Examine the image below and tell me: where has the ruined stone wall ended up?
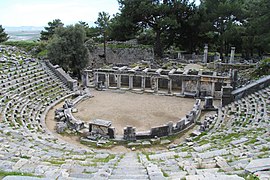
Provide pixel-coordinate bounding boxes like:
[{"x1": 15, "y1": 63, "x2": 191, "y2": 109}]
[
  {"x1": 231, "y1": 75, "x2": 270, "y2": 100},
  {"x1": 130, "y1": 99, "x2": 201, "y2": 140},
  {"x1": 44, "y1": 60, "x2": 78, "y2": 91},
  {"x1": 88, "y1": 46, "x2": 154, "y2": 67}
]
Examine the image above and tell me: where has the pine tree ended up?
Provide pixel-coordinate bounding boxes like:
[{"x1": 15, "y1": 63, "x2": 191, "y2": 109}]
[
  {"x1": 0, "y1": 25, "x2": 9, "y2": 43},
  {"x1": 40, "y1": 19, "x2": 64, "y2": 41}
]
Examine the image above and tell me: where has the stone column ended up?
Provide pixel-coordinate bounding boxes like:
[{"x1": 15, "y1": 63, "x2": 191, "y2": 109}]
[
  {"x1": 81, "y1": 72, "x2": 86, "y2": 87},
  {"x1": 117, "y1": 74, "x2": 121, "y2": 89},
  {"x1": 95, "y1": 73, "x2": 99, "y2": 86},
  {"x1": 123, "y1": 126, "x2": 136, "y2": 141},
  {"x1": 181, "y1": 80, "x2": 186, "y2": 94},
  {"x1": 196, "y1": 80, "x2": 200, "y2": 97},
  {"x1": 221, "y1": 86, "x2": 233, "y2": 107},
  {"x1": 203, "y1": 96, "x2": 214, "y2": 110},
  {"x1": 141, "y1": 76, "x2": 145, "y2": 91},
  {"x1": 229, "y1": 47, "x2": 236, "y2": 64},
  {"x1": 177, "y1": 52, "x2": 181, "y2": 59},
  {"x1": 154, "y1": 78, "x2": 159, "y2": 93},
  {"x1": 85, "y1": 71, "x2": 89, "y2": 87},
  {"x1": 168, "y1": 79, "x2": 172, "y2": 94},
  {"x1": 105, "y1": 73, "x2": 109, "y2": 89},
  {"x1": 203, "y1": 44, "x2": 208, "y2": 63},
  {"x1": 129, "y1": 75, "x2": 133, "y2": 90},
  {"x1": 211, "y1": 82, "x2": 215, "y2": 97},
  {"x1": 231, "y1": 69, "x2": 238, "y2": 90}
]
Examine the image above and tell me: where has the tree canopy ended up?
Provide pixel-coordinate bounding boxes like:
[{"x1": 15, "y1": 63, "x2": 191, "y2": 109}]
[
  {"x1": 108, "y1": 0, "x2": 269, "y2": 58},
  {"x1": 40, "y1": 19, "x2": 64, "y2": 41},
  {"x1": 41, "y1": 0, "x2": 270, "y2": 64},
  {"x1": 0, "y1": 25, "x2": 9, "y2": 43},
  {"x1": 95, "y1": 12, "x2": 111, "y2": 62},
  {"x1": 200, "y1": 0, "x2": 244, "y2": 60},
  {"x1": 116, "y1": 0, "x2": 180, "y2": 57},
  {"x1": 47, "y1": 24, "x2": 88, "y2": 79}
]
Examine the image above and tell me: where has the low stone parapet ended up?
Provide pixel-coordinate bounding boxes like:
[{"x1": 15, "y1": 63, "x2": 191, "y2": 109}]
[
  {"x1": 124, "y1": 99, "x2": 201, "y2": 140},
  {"x1": 43, "y1": 60, "x2": 78, "y2": 91}
]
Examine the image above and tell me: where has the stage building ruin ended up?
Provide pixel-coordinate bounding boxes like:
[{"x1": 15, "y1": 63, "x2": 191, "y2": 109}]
[{"x1": 82, "y1": 66, "x2": 235, "y2": 99}]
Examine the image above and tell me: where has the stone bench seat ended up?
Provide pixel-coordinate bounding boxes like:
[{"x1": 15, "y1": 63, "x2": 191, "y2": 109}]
[{"x1": 0, "y1": 67, "x2": 46, "y2": 84}]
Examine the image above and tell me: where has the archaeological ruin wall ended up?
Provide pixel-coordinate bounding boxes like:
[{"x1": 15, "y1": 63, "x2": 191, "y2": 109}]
[
  {"x1": 124, "y1": 99, "x2": 201, "y2": 140},
  {"x1": 83, "y1": 67, "x2": 232, "y2": 99},
  {"x1": 88, "y1": 46, "x2": 154, "y2": 68},
  {"x1": 232, "y1": 75, "x2": 270, "y2": 100},
  {"x1": 44, "y1": 60, "x2": 78, "y2": 91},
  {"x1": 54, "y1": 92, "x2": 201, "y2": 141}
]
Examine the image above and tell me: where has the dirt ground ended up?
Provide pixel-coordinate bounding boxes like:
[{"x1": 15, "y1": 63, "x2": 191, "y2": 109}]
[
  {"x1": 73, "y1": 90, "x2": 195, "y2": 135},
  {"x1": 45, "y1": 102, "x2": 88, "y2": 149},
  {"x1": 45, "y1": 90, "x2": 220, "y2": 152}
]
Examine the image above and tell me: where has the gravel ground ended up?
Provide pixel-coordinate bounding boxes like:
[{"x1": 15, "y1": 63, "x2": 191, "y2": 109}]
[{"x1": 73, "y1": 90, "x2": 195, "y2": 135}]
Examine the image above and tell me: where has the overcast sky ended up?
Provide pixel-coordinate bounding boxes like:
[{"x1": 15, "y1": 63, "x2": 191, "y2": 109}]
[{"x1": 0, "y1": 0, "x2": 200, "y2": 27}]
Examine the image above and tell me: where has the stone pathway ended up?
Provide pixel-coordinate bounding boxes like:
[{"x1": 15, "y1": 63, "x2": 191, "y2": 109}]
[
  {"x1": 109, "y1": 153, "x2": 149, "y2": 180},
  {"x1": 0, "y1": 45, "x2": 269, "y2": 180}
]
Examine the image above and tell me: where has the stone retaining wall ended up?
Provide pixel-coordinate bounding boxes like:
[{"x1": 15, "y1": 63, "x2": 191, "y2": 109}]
[
  {"x1": 44, "y1": 60, "x2": 78, "y2": 91},
  {"x1": 125, "y1": 99, "x2": 201, "y2": 140},
  {"x1": 54, "y1": 91, "x2": 201, "y2": 141},
  {"x1": 231, "y1": 75, "x2": 270, "y2": 100},
  {"x1": 55, "y1": 91, "x2": 92, "y2": 132},
  {"x1": 89, "y1": 46, "x2": 154, "y2": 68}
]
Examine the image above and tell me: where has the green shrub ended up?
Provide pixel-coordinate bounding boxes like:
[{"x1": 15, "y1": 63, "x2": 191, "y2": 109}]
[
  {"x1": 252, "y1": 58, "x2": 270, "y2": 78},
  {"x1": 3, "y1": 41, "x2": 38, "y2": 51}
]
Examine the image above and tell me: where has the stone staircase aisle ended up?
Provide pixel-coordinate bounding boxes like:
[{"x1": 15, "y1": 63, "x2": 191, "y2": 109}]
[{"x1": 109, "y1": 153, "x2": 149, "y2": 180}]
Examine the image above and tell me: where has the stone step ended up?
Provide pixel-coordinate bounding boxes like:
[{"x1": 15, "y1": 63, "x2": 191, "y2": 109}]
[
  {"x1": 109, "y1": 153, "x2": 149, "y2": 180},
  {"x1": 109, "y1": 174, "x2": 149, "y2": 179},
  {"x1": 112, "y1": 169, "x2": 147, "y2": 175},
  {"x1": 112, "y1": 166, "x2": 146, "y2": 170},
  {"x1": 215, "y1": 156, "x2": 233, "y2": 172},
  {"x1": 114, "y1": 163, "x2": 145, "y2": 167}
]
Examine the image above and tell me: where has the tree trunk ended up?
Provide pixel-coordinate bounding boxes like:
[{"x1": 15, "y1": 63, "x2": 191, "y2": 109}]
[
  {"x1": 103, "y1": 31, "x2": 107, "y2": 64},
  {"x1": 154, "y1": 30, "x2": 163, "y2": 58},
  {"x1": 225, "y1": 41, "x2": 229, "y2": 57},
  {"x1": 220, "y1": 40, "x2": 224, "y2": 62}
]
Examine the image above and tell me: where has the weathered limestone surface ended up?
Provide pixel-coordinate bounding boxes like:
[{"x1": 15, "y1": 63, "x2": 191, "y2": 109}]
[
  {"x1": 88, "y1": 46, "x2": 154, "y2": 67},
  {"x1": 0, "y1": 45, "x2": 269, "y2": 180},
  {"x1": 245, "y1": 158, "x2": 270, "y2": 173}
]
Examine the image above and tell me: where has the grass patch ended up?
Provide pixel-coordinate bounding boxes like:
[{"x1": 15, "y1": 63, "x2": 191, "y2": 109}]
[
  {"x1": 46, "y1": 159, "x2": 65, "y2": 165},
  {"x1": 21, "y1": 155, "x2": 31, "y2": 159},
  {"x1": 184, "y1": 155, "x2": 192, "y2": 158},
  {"x1": 137, "y1": 153, "x2": 141, "y2": 163},
  {"x1": 80, "y1": 139, "x2": 115, "y2": 149},
  {"x1": 161, "y1": 169, "x2": 169, "y2": 177},
  {"x1": 181, "y1": 146, "x2": 191, "y2": 152},
  {"x1": 2, "y1": 40, "x2": 47, "y2": 58},
  {"x1": 0, "y1": 170, "x2": 40, "y2": 177},
  {"x1": 82, "y1": 169, "x2": 94, "y2": 174},
  {"x1": 198, "y1": 139, "x2": 209, "y2": 146},
  {"x1": 142, "y1": 151, "x2": 155, "y2": 161},
  {"x1": 6, "y1": 131, "x2": 11, "y2": 136},
  {"x1": 193, "y1": 132, "x2": 207, "y2": 142},
  {"x1": 100, "y1": 43, "x2": 152, "y2": 49},
  {"x1": 257, "y1": 152, "x2": 268, "y2": 158},
  {"x1": 239, "y1": 173, "x2": 260, "y2": 180},
  {"x1": 244, "y1": 138, "x2": 257, "y2": 145},
  {"x1": 260, "y1": 146, "x2": 269, "y2": 152},
  {"x1": 3, "y1": 41, "x2": 39, "y2": 52},
  {"x1": 211, "y1": 132, "x2": 243, "y2": 143},
  {"x1": 92, "y1": 154, "x2": 116, "y2": 163}
]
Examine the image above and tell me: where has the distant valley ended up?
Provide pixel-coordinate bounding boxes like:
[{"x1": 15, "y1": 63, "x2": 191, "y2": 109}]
[{"x1": 5, "y1": 26, "x2": 43, "y2": 41}]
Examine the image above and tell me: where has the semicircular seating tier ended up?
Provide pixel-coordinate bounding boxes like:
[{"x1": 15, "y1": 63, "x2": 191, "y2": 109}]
[{"x1": 0, "y1": 45, "x2": 269, "y2": 179}]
